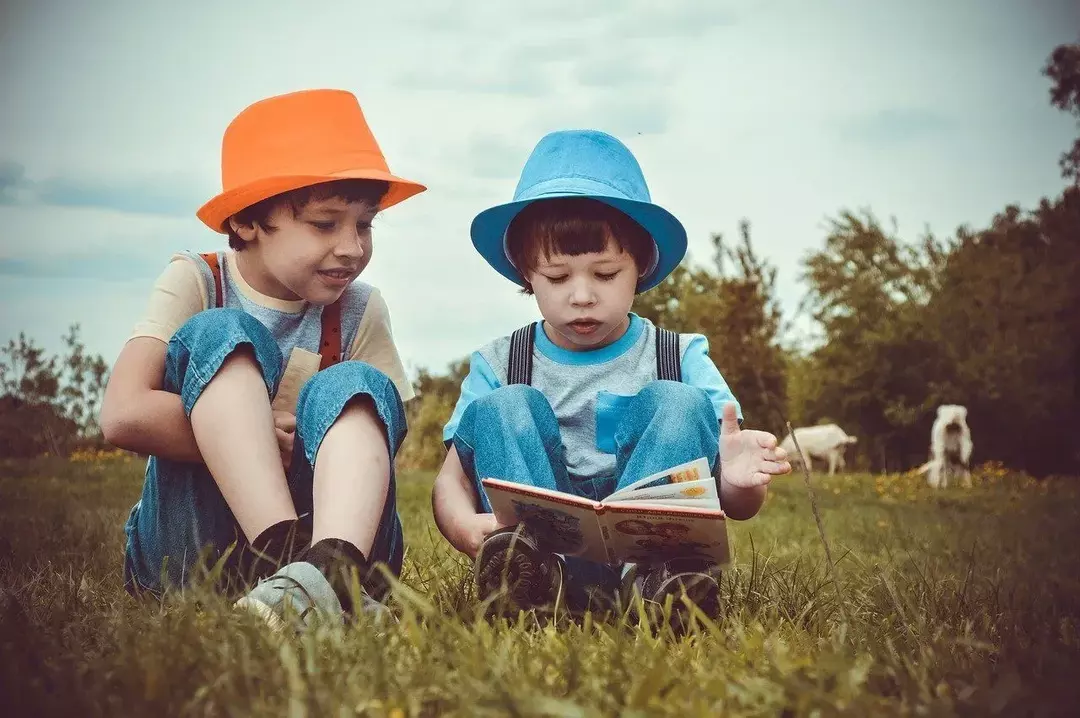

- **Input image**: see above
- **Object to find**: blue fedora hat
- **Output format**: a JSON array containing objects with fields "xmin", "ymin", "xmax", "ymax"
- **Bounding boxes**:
[{"xmin": 470, "ymin": 129, "xmax": 687, "ymax": 293}]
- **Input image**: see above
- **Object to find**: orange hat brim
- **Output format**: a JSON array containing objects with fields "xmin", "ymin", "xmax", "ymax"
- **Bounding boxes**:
[{"xmin": 196, "ymin": 169, "xmax": 427, "ymax": 233}]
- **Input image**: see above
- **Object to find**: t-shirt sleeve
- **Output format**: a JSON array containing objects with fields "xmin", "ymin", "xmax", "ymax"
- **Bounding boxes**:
[
  {"xmin": 442, "ymin": 351, "xmax": 502, "ymax": 446},
  {"xmin": 680, "ymin": 334, "xmax": 743, "ymax": 428},
  {"xmin": 129, "ymin": 256, "xmax": 208, "ymax": 344},
  {"xmin": 347, "ymin": 287, "xmax": 415, "ymax": 402}
]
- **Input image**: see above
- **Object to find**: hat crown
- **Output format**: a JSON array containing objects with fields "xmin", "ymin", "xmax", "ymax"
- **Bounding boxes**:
[
  {"xmin": 219, "ymin": 89, "xmax": 390, "ymax": 191},
  {"xmin": 512, "ymin": 130, "xmax": 652, "ymax": 203}
]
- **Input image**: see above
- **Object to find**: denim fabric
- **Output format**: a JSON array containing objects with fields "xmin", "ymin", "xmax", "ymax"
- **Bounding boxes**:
[
  {"xmin": 452, "ymin": 380, "xmax": 720, "ymax": 593},
  {"xmin": 123, "ymin": 308, "xmax": 406, "ymax": 596}
]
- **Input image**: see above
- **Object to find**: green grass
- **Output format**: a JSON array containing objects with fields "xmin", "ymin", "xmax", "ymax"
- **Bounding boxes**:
[{"xmin": 1, "ymin": 456, "xmax": 1078, "ymax": 716}]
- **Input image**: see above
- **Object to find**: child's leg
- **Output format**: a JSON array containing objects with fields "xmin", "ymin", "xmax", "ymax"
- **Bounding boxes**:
[
  {"xmin": 612, "ymin": 380, "xmax": 724, "ymax": 631},
  {"xmin": 124, "ymin": 308, "xmax": 297, "ymax": 596},
  {"xmin": 284, "ymin": 361, "xmax": 407, "ymax": 604},
  {"xmin": 189, "ymin": 343, "xmax": 296, "ymax": 540},
  {"xmin": 451, "ymin": 385, "xmax": 572, "ymax": 611},
  {"xmin": 612, "ymin": 380, "xmax": 720, "ymax": 492},
  {"xmin": 452, "ymin": 384, "xmax": 572, "ymax": 511}
]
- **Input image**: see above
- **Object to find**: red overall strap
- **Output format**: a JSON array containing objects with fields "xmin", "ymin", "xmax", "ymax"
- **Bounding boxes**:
[
  {"xmin": 199, "ymin": 252, "xmax": 224, "ymax": 308},
  {"xmin": 319, "ymin": 299, "xmax": 342, "ymax": 370}
]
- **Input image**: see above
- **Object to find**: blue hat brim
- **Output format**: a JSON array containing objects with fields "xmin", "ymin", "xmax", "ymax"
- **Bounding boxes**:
[{"xmin": 470, "ymin": 192, "xmax": 687, "ymax": 293}]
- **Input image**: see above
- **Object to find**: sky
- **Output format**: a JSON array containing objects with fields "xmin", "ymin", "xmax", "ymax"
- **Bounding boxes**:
[{"xmin": 1, "ymin": 0, "xmax": 1077, "ymax": 380}]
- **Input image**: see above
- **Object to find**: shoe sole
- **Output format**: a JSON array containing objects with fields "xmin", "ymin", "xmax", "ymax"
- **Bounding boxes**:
[
  {"xmin": 234, "ymin": 595, "xmax": 287, "ymax": 633},
  {"xmin": 650, "ymin": 572, "xmax": 721, "ymax": 631},
  {"xmin": 474, "ymin": 530, "xmax": 563, "ymax": 611}
]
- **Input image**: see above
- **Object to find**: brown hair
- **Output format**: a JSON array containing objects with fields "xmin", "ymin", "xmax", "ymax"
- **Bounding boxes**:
[
  {"xmin": 226, "ymin": 179, "xmax": 390, "ymax": 250},
  {"xmin": 504, "ymin": 198, "xmax": 655, "ymax": 294}
]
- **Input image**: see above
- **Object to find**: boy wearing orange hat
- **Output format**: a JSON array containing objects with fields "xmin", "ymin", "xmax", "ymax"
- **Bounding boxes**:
[{"xmin": 100, "ymin": 89, "xmax": 426, "ymax": 629}]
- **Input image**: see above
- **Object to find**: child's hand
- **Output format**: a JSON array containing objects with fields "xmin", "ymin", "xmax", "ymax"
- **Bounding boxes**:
[
  {"xmin": 273, "ymin": 411, "xmax": 296, "ymax": 471},
  {"xmin": 459, "ymin": 513, "xmax": 502, "ymax": 559},
  {"xmin": 719, "ymin": 402, "xmax": 791, "ymax": 488}
]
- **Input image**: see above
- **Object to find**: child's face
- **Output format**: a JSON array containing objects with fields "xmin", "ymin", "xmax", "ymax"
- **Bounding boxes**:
[
  {"xmin": 232, "ymin": 196, "xmax": 377, "ymax": 304},
  {"xmin": 526, "ymin": 236, "xmax": 639, "ymax": 351}
]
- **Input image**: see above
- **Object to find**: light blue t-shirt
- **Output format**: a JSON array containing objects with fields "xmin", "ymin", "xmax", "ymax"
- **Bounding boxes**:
[{"xmin": 443, "ymin": 314, "xmax": 742, "ymax": 482}]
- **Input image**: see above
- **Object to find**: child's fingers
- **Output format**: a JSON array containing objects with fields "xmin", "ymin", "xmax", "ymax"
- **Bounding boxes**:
[
  {"xmin": 763, "ymin": 447, "xmax": 788, "ymax": 462},
  {"xmin": 757, "ymin": 460, "xmax": 787, "ymax": 476},
  {"xmin": 754, "ymin": 431, "xmax": 778, "ymax": 449},
  {"xmin": 274, "ymin": 413, "xmax": 297, "ymax": 432},
  {"xmin": 720, "ymin": 402, "xmax": 740, "ymax": 435},
  {"xmin": 275, "ymin": 427, "xmax": 293, "ymax": 450}
]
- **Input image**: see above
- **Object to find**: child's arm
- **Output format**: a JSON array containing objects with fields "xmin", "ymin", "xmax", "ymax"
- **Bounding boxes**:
[
  {"xmin": 100, "ymin": 257, "xmax": 207, "ymax": 462},
  {"xmin": 431, "ymin": 446, "xmax": 500, "ymax": 558},
  {"xmin": 100, "ymin": 337, "xmax": 203, "ymax": 463}
]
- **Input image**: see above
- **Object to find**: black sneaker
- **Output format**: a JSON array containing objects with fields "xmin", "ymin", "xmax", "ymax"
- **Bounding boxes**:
[
  {"xmin": 474, "ymin": 524, "xmax": 564, "ymax": 614},
  {"xmin": 623, "ymin": 558, "xmax": 722, "ymax": 634}
]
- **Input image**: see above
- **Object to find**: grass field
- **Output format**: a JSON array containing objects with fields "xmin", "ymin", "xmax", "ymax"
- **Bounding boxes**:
[{"xmin": 1, "ymin": 454, "xmax": 1078, "ymax": 716}]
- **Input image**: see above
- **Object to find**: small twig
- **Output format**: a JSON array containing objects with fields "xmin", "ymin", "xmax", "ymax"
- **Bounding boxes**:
[{"xmin": 749, "ymin": 364, "xmax": 851, "ymax": 629}]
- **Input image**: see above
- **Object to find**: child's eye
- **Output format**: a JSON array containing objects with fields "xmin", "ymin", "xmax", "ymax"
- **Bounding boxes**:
[
  {"xmin": 596, "ymin": 271, "xmax": 620, "ymax": 281},
  {"xmin": 310, "ymin": 220, "xmax": 336, "ymax": 231},
  {"xmin": 543, "ymin": 274, "xmax": 568, "ymax": 284},
  {"xmin": 356, "ymin": 221, "xmax": 373, "ymax": 233}
]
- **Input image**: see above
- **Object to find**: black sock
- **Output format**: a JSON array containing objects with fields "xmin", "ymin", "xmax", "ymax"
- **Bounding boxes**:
[
  {"xmin": 299, "ymin": 538, "xmax": 385, "ymax": 614},
  {"xmin": 239, "ymin": 519, "xmax": 311, "ymax": 584}
]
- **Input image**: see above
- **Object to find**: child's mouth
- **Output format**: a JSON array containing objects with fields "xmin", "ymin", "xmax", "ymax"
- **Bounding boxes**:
[
  {"xmin": 569, "ymin": 320, "xmax": 600, "ymax": 335},
  {"xmin": 318, "ymin": 268, "xmax": 353, "ymax": 284}
]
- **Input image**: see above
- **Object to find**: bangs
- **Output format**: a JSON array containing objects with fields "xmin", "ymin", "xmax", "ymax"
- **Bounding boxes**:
[
  {"xmin": 505, "ymin": 198, "xmax": 654, "ymax": 279},
  {"xmin": 284, "ymin": 179, "xmax": 390, "ymax": 213}
]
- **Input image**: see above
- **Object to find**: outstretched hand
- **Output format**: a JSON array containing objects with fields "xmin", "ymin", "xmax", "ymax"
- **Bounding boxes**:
[{"xmin": 718, "ymin": 402, "xmax": 792, "ymax": 488}]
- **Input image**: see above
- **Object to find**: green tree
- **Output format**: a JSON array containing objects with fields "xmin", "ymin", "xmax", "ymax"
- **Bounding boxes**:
[
  {"xmin": 1043, "ymin": 40, "xmax": 1080, "ymax": 182},
  {"xmin": 0, "ymin": 325, "xmax": 108, "ymax": 457},
  {"xmin": 797, "ymin": 210, "xmax": 949, "ymax": 471},
  {"xmin": 925, "ymin": 193, "xmax": 1080, "ymax": 476}
]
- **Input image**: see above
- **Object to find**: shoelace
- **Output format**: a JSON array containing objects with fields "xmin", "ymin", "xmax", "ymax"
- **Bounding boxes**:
[{"xmin": 269, "ymin": 575, "xmax": 321, "ymax": 622}]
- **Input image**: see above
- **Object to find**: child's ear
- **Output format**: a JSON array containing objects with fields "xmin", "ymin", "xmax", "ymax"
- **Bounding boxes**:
[{"xmin": 227, "ymin": 216, "xmax": 259, "ymax": 244}]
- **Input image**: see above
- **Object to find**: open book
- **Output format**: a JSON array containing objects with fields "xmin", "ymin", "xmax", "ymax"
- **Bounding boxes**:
[{"xmin": 482, "ymin": 457, "xmax": 729, "ymax": 565}]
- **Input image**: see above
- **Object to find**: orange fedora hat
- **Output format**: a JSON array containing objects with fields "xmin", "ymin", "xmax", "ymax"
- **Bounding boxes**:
[{"xmin": 197, "ymin": 89, "xmax": 427, "ymax": 233}]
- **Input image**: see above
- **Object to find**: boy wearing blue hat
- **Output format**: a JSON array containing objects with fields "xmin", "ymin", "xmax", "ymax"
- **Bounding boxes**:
[{"xmin": 431, "ymin": 130, "xmax": 792, "ymax": 625}]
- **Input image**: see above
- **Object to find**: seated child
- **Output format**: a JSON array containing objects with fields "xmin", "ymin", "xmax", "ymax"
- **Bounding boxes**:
[
  {"xmin": 100, "ymin": 89, "xmax": 426, "ymax": 630},
  {"xmin": 431, "ymin": 129, "xmax": 792, "ymax": 626}
]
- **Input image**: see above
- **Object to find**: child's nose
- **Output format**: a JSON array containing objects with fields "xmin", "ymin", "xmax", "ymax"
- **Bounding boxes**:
[
  {"xmin": 569, "ymin": 280, "xmax": 596, "ymax": 306},
  {"xmin": 335, "ymin": 230, "xmax": 365, "ymax": 258}
]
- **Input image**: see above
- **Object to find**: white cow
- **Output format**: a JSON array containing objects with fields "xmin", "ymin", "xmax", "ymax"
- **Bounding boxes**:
[
  {"xmin": 779, "ymin": 424, "xmax": 858, "ymax": 476},
  {"xmin": 919, "ymin": 404, "xmax": 973, "ymax": 488}
]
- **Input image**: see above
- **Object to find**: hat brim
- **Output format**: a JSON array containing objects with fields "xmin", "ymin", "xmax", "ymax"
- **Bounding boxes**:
[
  {"xmin": 197, "ymin": 169, "xmax": 427, "ymax": 233},
  {"xmin": 470, "ymin": 193, "xmax": 687, "ymax": 293}
]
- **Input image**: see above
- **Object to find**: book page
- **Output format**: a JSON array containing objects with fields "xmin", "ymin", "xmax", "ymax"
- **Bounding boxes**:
[
  {"xmin": 609, "ymin": 477, "xmax": 719, "ymax": 506},
  {"xmin": 605, "ymin": 457, "xmax": 713, "ymax": 502},
  {"xmin": 598, "ymin": 503, "xmax": 730, "ymax": 565},
  {"xmin": 482, "ymin": 479, "xmax": 609, "ymax": 562}
]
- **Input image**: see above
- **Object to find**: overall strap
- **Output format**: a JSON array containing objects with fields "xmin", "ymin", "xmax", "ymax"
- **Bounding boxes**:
[
  {"xmin": 507, "ymin": 322, "xmax": 537, "ymax": 385},
  {"xmin": 654, "ymin": 327, "xmax": 681, "ymax": 382},
  {"xmin": 319, "ymin": 300, "xmax": 343, "ymax": 370},
  {"xmin": 199, "ymin": 252, "xmax": 224, "ymax": 309}
]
